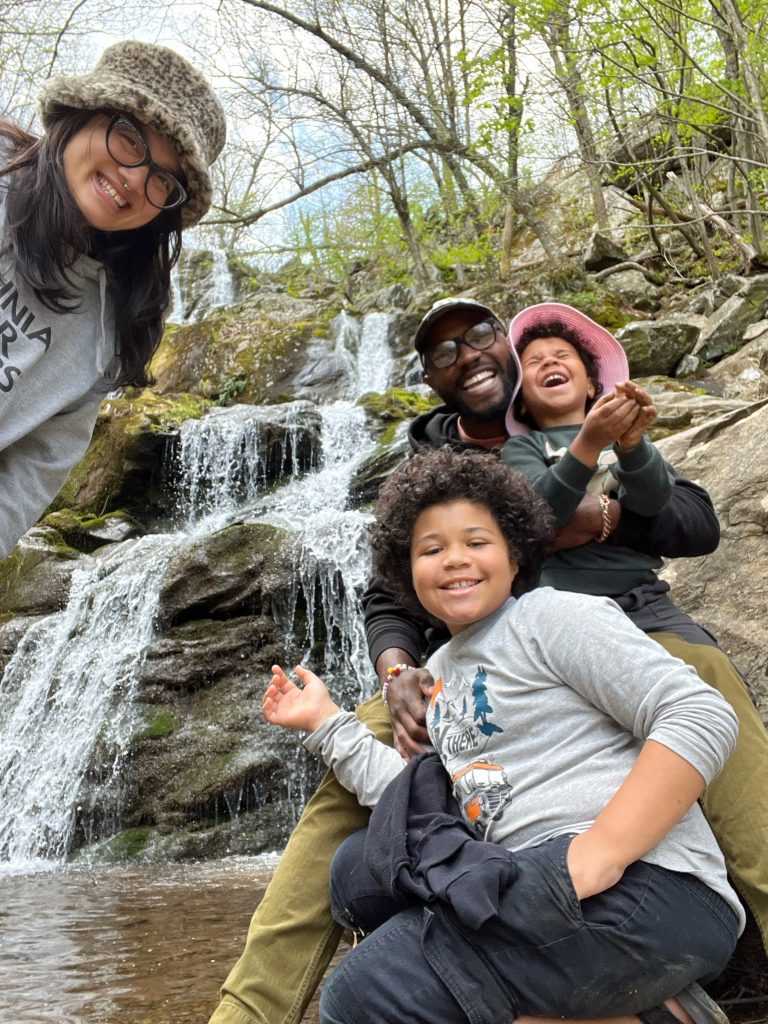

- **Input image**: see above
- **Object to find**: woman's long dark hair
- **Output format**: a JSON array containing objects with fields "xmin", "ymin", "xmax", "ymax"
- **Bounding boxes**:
[{"xmin": 0, "ymin": 110, "xmax": 183, "ymax": 387}]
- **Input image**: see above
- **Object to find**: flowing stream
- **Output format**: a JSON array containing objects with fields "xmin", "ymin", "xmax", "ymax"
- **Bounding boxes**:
[{"xmin": 0, "ymin": 311, "xmax": 394, "ymax": 1022}]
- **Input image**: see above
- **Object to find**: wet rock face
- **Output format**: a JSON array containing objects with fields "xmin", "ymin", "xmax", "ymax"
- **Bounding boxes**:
[{"xmin": 154, "ymin": 523, "xmax": 296, "ymax": 629}]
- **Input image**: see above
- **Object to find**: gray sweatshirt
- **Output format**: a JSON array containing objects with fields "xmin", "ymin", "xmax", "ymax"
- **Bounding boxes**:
[
  {"xmin": 0, "ymin": 140, "xmax": 119, "ymax": 557},
  {"xmin": 305, "ymin": 588, "xmax": 744, "ymax": 931}
]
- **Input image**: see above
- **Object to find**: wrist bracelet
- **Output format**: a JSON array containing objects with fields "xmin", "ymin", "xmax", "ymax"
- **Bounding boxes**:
[
  {"xmin": 381, "ymin": 663, "xmax": 410, "ymax": 705},
  {"xmin": 596, "ymin": 493, "xmax": 612, "ymax": 543}
]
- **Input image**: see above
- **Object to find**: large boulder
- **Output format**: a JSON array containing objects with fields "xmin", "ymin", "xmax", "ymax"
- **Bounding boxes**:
[
  {"xmin": 705, "ymin": 321, "xmax": 768, "ymax": 401},
  {"xmin": 603, "ymin": 269, "xmax": 661, "ymax": 312},
  {"xmin": 617, "ymin": 318, "xmax": 702, "ymax": 375},
  {"xmin": 50, "ymin": 391, "xmax": 212, "ymax": 523},
  {"xmin": 155, "ymin": 522, "xmax": 295, "ymax": 629},
  {"xmin": 638, "ymin": 376, "xmax": 751, "ymax": 438},
  {"xmin": 692, "ymin": 275, "xmax": 768, "ymax": 363},
  {"xmin": 151, "ymin": 297, "xmax": 332, "ymax": 405},
  {"xmin": 657, "ymin": 399, "xmax": 768, "ymax": 710},
  {"xmin": 583, "ymin": 231, "xmax": 628, "ymax": 271}
]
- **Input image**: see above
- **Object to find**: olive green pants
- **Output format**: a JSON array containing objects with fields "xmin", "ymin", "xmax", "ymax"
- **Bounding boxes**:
[{"xmin": 209, "ymin": 633, "xmax": 768, "ymax": 1024}]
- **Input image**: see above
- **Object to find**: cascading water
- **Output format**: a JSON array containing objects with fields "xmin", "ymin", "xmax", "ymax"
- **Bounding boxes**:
[
  {"xmin": 169, "ymin": 249, "xmax": 236, "ymax": 324},
  {"xmin": 0, "ymin": 311, "xmax": 394, "ymax": 868},
  {"xmin": 171, "ymin": 311, "xmax": 393, "ymax": 697},
  {"xmin": 0, "ymin": 536, "xmax": 181, "ymax": 866}
]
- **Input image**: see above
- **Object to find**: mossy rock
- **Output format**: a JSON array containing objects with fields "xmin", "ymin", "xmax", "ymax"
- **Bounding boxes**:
[
  {"xmin": 150, "ymin": 303, "xmax": 333, "ymax": 405},
  {"xmin": 554, "ymin": 291, "xmax": 630, "ymax": 332},
  {"xmin": 356, "ymin": 387, "xmax": 438, "ymax": 444},
  {"xmin": 40, "ymin": 509, "xmax": 143, "ymax": 554},
  {"xmin": 87, "ymin": 826, "xmax": 154, "ymax": 862},
  {"xmin": 135, "ymin": 710, "xmax": 180, "ymax": 741},
  {"xmin": 0, "ymin": 530, "xmax": 83, "ymax": 615},
  {"xmin": 50, "ymin": 391, "xmax": 211, "ymax": 521}
]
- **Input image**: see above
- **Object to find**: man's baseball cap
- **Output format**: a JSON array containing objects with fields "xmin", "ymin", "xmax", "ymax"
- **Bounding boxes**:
[{"xmin": 413, "ymin": 298, "xmax": 502, "ymax": 354}]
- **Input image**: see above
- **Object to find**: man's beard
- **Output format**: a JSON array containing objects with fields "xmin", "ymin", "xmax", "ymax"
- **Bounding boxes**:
[{"xmin": 451, "ymin": 369, "xmax": 517, "ymax": 422}]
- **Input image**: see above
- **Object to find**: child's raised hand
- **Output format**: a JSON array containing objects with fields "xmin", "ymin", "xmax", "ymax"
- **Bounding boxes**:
[
  {"xmin": 614, "ymin": 381, "xmax": 657, "ymax": 451},
  {"xmin": 262, "ymin": 664, "xmax": 340, "ymax": 734},
  {"xmin": 572, "ymin": 390, "xmax": 643, "ymax": 467}
]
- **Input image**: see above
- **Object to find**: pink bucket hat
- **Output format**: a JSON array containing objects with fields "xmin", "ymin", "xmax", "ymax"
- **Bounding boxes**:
[{"xmin": 505, "ymin": 302, "xmax": 629, "ymax": 436}]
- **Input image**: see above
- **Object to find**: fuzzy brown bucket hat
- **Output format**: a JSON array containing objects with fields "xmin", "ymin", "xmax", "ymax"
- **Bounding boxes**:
[{"xmin": 38, "ymin": 40, "xmax": 226, "ymax": 228}]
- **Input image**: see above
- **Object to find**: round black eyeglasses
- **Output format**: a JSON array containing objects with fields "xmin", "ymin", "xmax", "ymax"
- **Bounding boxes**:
[
  {"xmin": 421, "ymin": 318, "xmax": 502, "ymax": 370},
  {"xmin": 106, "ymin": 116, "xmax": 188, "ymax": 211}
]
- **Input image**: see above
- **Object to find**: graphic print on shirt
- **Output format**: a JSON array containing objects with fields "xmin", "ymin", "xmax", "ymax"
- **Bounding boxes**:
[
  {"xmin": 545, "ymin": 438, "xmax": 618, "ymax": 496},
  {"xmin": 0, "ymin": 277, "xmax": 53, "ymax": 393},
  {"xmin": 428, "ymin": 666, "xmax": 511, "ymax": 830}
]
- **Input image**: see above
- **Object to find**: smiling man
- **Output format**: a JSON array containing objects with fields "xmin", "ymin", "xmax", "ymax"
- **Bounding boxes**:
[{"xmin": 412, "ymin": 297, "xmax": 520, "ymax": 446}]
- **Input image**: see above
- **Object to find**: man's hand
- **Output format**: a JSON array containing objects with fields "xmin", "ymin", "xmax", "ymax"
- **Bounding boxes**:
[
  {"xmin": 549, "ymin": 496, "xmax": 620, "ymax": 552},
  {"xmin": 262, "ymin": 664, "xmax": 339, "ymax": 733},
  {"xmin": 375, "ymin": 649, "xmax": 433, "ymax": 759},
  {"xmin": 386, "ymin": 666, "xmax": 435, "ymax": 758}
]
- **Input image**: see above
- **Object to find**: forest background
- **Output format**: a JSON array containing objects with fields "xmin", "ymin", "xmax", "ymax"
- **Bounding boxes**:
[{"xmin": 3, "ymin": 0, "xmax": 767, "ymax": 289}]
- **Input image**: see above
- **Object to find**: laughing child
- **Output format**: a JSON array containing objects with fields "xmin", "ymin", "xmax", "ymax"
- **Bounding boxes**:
[{"xmin": 262, "ymin": 447, "xmax": 742, "ymax": 1024}]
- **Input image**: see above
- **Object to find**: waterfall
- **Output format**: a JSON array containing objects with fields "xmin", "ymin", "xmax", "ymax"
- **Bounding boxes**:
[
  {"xmin": 207, "ymin": 250, "xmax": 235, "ymax": 310},
  {"xmin": 0, "ymin": 312, "xmax": 394, "ymax": 866},
  {"xmin": 0, "ymin": 537, "xmax": 180, "ymax": 867},
  {"xmin": 168, "ymin": 249, "xmax": 236, "ymax": 324}
]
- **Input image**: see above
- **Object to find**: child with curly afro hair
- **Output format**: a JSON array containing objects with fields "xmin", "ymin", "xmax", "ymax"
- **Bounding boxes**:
[
  {"xmin": 262, "ymin": 445, "xmax": 741, "ymax": 1024},
  {"xmin": 368, "ymin": 445, "xmax": 554, "ymax": 619}
]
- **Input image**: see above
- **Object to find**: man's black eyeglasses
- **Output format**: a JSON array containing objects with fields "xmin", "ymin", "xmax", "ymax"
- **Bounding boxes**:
[
  {"xmin": 106, "ymin": 115, "xmax": 188, "ymax": 211},
  {"xmin": 421, "ymin": 318, "xmax": 503, "ymax": 370}
]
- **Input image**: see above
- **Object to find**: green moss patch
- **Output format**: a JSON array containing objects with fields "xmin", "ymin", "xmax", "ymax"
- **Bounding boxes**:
[{"xmin": 136, "ymin": 710, "xmax": 180, "ymax": 741}]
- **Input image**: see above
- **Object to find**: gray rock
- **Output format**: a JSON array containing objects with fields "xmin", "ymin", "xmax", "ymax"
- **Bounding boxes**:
[
  {"xmin": 0, "ymin": 529, "xmax": 84, "ymax": 615},
  {"xmin": 705, "ymin": 327, "xmax": 768, "ymax": 401},
  {"xmin": 155, "ymin": 522, "xmax": 295, "ymax": 628},
  {"xmin": 675, "ymin": 353, "xmax": 702, "ymax": 377},
  {"xmin": 692, "ymin": 275, "xmax": 768, "ymax": 362},
  {"xmin": 359, "ymin": 283, "xmax": 414, "ymax": 313},
  {"xmin": 348, "ymin": 428, "xmax": 410, "ymax": 507},
  {"xmin": 617, "ymin": 319, "xmax": 701, "ymax": 375},
  {"xmin": 141, "ymin": 616, "xmax": 278, "ymax": 690},
  {"xmin": 638, "ymin": 377, "xmax": 750, "ymax": 436},
  {"xmin": 603, "ymin": 269, "xmax": 661, "ymax": 311},
  {"xmin": 583, "ymin": 231, "xmax": 628, "ymax": 271}
]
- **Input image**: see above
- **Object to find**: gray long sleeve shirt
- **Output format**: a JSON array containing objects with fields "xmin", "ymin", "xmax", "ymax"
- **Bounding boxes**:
[
  {"xmin": 1, "ymin": 141, "xmax": 119, "ymax": 557},
  {"xmin": 306, "ymin": 588, "xmax": 744, "ymax": 931}
]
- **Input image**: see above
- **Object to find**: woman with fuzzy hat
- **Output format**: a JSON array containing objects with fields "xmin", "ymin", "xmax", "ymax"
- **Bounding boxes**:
[
  {"xmin": 501, "ymin": 302, "xmax": 768, "ymax": 962},
  {"xmin": 0, "ymin": 39, "xmax": 226, "ymax": 557}
]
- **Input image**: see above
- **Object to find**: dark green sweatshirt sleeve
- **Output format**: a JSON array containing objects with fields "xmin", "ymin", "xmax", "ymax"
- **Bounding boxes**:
[{"xmin": 613, "ymin": 436, "xmax": 674, "ymax": 516}]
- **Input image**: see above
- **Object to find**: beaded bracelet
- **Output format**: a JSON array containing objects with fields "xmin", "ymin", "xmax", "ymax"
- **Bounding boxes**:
[
  {"xmin": 381, "ymin": 663, "xmax": 410, "ymax": 705},
  {"xmin": 596, "ymin": 493, "xmax": 613, "ymax": 543}
]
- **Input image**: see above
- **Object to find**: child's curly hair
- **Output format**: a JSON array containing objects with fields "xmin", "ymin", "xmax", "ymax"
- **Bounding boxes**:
[{"xmin": 369, "ymin": 447, "xmax": 555, "ymax": 620}]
